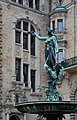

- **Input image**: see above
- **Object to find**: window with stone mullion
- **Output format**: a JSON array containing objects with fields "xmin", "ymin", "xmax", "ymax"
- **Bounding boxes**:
[
  {"xmin": 15, "ymin": 30, "xmax": 21, "ymax": 44},
  {"xmin": 23, "ymin": 32, "xmax": 28, "ymax": 50},
  {"xmin": 29, "ymin": 0, "xmax": 33, "ymax": 8},
  {"xmin": 15, "ymin": 58, "xmax": 21, "ymax": 81},
  {"xmin": 15, "ymin": 20, "xmax": 36, "ymax": 53},
  {"xmin": 35, "ymin": 0, "xmax": 40, "ymax": 10},
  {"xmin": 29, "ymin": 0, "xmax": 40, "ymax": 10},
  {"xmin": 31, "ymin": 69, "xmax": 36, "ymax": 92},
  {"xmin": 11, "ymin": 0, "xmax": 40, "ymax": 10},
  {"xmin": 23, "ymin": 64, "xmax": 28, "ymax": 87},
  {"xmin": 15, "ymin": 21, "xmax": 22, "ymax": 44},
  {"xmin": 23, "ymin": 21, "xmax": 29, "ymax": 50},
  {"xmin": 18, "ymin": 0, "xmax": 23, "ymax": 4},
  {"xmin": 11, "ymin": 0, "xmax": 23, "ymax": 4},
  {"xmin": 30, "ymin": 24, "xmax": 35, "ymax": 56}
]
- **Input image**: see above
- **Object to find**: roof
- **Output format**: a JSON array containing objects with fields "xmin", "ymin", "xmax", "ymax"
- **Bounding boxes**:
[{"xmin": 53, "ymin": 6, "xmax": 66, "ymax": 11}]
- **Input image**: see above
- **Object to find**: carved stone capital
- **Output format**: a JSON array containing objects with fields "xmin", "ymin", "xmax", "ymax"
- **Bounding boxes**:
[{"xmin": 62, "ymin": 71, "xmax": 71, "ymax": 80}]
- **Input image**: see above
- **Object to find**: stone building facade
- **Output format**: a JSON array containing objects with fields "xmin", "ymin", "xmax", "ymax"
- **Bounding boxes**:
[{"xmin": 0, "ymin": 0, "xmax": 77, "ymax": 120}]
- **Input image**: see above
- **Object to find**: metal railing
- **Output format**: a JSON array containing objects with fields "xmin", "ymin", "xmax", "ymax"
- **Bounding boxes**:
[{"xmin": 61, "ymin": 56, "xmax": 77, "ymax": 68}]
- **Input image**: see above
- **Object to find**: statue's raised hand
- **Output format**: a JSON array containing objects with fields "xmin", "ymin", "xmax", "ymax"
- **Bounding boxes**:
[
  {"xmin": 31, "ymin": 31, "xmax": 35, "ymax": 36},
  {"xmin": 28, "ymin": 31, "xmax": 35, "ymax": 36}
]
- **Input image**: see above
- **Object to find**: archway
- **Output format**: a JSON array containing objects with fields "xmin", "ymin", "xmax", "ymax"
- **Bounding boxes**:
[{"xmin": 9, "ymin": 115, "xmax": 20, "ymax": 120}]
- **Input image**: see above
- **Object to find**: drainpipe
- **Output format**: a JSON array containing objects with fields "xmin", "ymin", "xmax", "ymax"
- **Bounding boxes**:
[{"xmin": 49, "ymin": 0, "xmax": 52, "ymax": 13}]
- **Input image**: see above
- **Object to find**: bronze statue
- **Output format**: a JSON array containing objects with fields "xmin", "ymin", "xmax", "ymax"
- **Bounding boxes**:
[
  {"xmin": 32, "ymin": 28, "xmax": 64, "ymax": 83},
  {"xmin": 31, "ymin": 28, "xmax": 64, "ymax": 101}
]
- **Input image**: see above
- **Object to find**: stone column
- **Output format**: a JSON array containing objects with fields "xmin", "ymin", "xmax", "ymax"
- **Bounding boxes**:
[
  {"xmin": 5, "ymin": 108, "xmax": 10, "ymax": 120},
  {"xmin": 6, "ymin": 113, "xmax": 9, "ymax": 120},
  {"xmin": 24, "ymin": 113, "xmax": 27, "ymax": 120}
]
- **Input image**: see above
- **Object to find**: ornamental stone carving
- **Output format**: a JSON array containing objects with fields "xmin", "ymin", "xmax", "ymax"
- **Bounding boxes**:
[
  {"xmin": 30, "ymin": 57, "xmax": 36, "ymax": 69},
  {"xmin": 15, "ymin": 45, "xmax": 22, "ymax": 57},
  {"xmin": 23, "ymin": 51, "xmax": 29, "ymax": 63}
]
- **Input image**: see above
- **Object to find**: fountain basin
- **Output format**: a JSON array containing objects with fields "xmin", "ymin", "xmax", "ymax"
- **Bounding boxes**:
[{"xmin": 15, "ymin": 101, "xmax": 77, "ymax": 115}]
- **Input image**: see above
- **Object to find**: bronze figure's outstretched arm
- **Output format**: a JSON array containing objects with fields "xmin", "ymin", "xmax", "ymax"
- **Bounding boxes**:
[{"xmin": 32, "ymin": 31, "xmax": 48, "ymax": 41}]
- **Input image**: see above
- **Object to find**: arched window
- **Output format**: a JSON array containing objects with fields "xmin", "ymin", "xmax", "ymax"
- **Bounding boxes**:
[
  {"xmin": 15, "ymin": 20, "xmax": 38, "ymax": 92},
  {"xmin": 15, "ymin": 20, "xmax": 36, "ymax": 56}
]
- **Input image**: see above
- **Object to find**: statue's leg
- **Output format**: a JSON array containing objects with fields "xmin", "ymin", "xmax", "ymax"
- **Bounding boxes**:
[{"xmin": 44, "ymin": 63, "xmax": 57, "ymax": 80}]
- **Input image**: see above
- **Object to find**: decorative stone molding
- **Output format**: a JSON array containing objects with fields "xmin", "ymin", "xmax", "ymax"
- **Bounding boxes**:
[
  {"xmin": 50, "ymin": 12, "xmax": 66, "ymax": 20},
  {"xmin": 54, "ymin": 0, "xmax": 64, "ymax": 7},
  {"xmin": 16, "ymin": 87, "xmax": 23, "ymax": 93},
  {"xmin": 70, "ymin": 114, "xmax": 75, "ymax": 120},
  {"xmin": 15, "ymin": 44, "xmax": 22, "ymax": 57},
  {"xmin": 23, "ymin": 51, "xmax": 29, "ymax": 63},
  {"xmin": 25, "ymin": 9, "xmax": 29, "ymax": 15},
  {"xmin": 57, "ymin": 35, "xmax": 64, "ymax": 40},
  {"xmin": 41, "ymin": 5, "xmax": 45, "ymax": 11},
  {"xmin": 0, "ymin": 5, "xmax": 2, "ymax": 120},
  {"xmin": 70, "ymin": 81, "xmax": 77, "ymax": 100},
  {"xmin": 30, "ymin": 56, "xmax": 36, "ymax": 69},
  {"xmin": 57, "ymin": 71, "xmax": 72, "ymax": 89},
  {"xmin": 62, "ymin": 71, "xmax": 71, "ymax": 80},
  {"xmin": 4, "ymin": 93, "xmax": 13, "ymax": 108},
  {"xmin": 69, "ymin": 81, "xmax": 77, "ymax": 120},
  {"xmin": 7, "ymin": 3, "xmax": 11, "ymax": 9}
]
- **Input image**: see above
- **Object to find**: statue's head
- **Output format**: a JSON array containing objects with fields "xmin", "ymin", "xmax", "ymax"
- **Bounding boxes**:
[{"xmin": 46, "ymin": 27, "xmax": 54, "ymax": 36}]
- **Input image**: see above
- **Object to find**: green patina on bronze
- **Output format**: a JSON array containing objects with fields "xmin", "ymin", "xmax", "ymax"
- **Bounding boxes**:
[{"xmin": 32, "ymin": 28, "xmax": 64, "ymax": 101}]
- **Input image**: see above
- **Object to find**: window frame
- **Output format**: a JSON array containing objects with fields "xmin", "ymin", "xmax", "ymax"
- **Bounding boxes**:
[
  {"xmin": 15, "ymin": 58, "xmax": 21, "ymax": 81},
  {"xmin": 30, "ymin": 34, "xmax": 35, "ymax": 56},
  {"xmin": 29, "ymin": 0, "xmax": 33, "ymax": 8},
  {"xmin": 15, "ymin": 20, "xmax": 36, "ymax": 55},
  {"xmin": 30, "ymin": 24, "xmax": 35, "ymax": 55},
  {"xmin": 52, "ymin": 20, "xmax": 55, "ymax": 32},
  {"xmin": 23, "ymin": 32, "xmax": 28, "ymax": 50},
  {"xmin": 58, "ymin": 49, "xmax": 63, "ymax": 63},
  {"xmin": 14, "ymin": 20, "xmax": 38, "ymax": 90},
  {"xmin": 18, "ymin": 0, "xmax": 23, "ymax": 4},
  {"xmin": 31, "ymin": 69, "xmax": 36, "ymax": 92},
  {"xmin": 15, "ymin": 30, "xmax": 21, "ymax": 44},
  {"xmin": 57, "ymin": 19, "xmax": 63, "ymax": 32},
  {"xmin": 35, "ymin": 0, "xmax": 40, "ymax": 10},
  {"xmin": 23, "ymin": 64, "xmax": 28, "ymax": 87}
]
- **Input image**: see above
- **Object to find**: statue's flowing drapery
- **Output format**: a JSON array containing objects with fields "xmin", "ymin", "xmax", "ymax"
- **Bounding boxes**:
[{"xmin": 32, "ymin": 29, "xmax": 64, "ymax": 101}]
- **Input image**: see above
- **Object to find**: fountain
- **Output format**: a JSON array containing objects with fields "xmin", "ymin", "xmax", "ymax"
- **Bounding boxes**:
[{"xmin": 15, "ymin": 28, "xmax": 77, "ymax": 120}]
